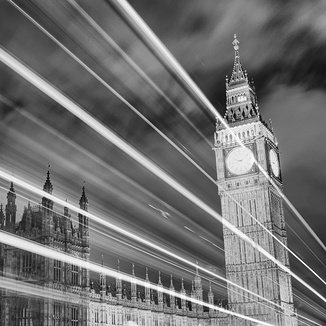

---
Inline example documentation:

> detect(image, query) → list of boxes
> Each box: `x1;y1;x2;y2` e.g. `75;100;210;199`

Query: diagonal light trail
8;0;215;185
8;0;326;292
0;47;325;306
108;0;326;254
2;185;321;326
0;230;274;326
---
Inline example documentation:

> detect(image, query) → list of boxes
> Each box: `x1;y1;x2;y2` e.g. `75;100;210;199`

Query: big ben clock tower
214;35;297;325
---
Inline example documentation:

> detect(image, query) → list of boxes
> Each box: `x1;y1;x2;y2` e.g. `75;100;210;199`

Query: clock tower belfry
213;35;297;325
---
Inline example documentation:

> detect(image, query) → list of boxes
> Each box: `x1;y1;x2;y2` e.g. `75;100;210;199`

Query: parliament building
0;36;297;325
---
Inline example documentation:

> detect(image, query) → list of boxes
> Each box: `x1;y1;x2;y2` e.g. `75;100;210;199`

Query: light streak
221;188;326;287
9;0;326;294
0;185;304;322
0;276;82;303
0;230;274;326
108;0;326;254
66;0;212;148
9;0;216;186
0;48;325;305
148;204;170;218
0;166;299;313
184;226;195;233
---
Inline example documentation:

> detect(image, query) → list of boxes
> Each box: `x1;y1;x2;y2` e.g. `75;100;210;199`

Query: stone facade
213;35;297;326
0;174;90;326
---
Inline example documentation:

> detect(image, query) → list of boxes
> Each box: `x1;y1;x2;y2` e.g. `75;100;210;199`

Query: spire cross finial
232;34;240;51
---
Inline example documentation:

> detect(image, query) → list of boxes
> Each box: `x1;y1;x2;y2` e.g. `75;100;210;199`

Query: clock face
269;149;280;177
226;147;254;175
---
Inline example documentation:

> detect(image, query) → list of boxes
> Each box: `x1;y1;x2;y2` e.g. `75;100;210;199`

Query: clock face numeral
269;149;280;177
226;147;254;175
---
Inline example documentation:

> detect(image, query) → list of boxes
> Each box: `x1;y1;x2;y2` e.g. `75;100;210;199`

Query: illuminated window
54;260;61;282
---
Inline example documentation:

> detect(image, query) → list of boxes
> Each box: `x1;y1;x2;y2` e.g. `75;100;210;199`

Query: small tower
5;182;17;232
131;263;137;304
169;274;175;310
190;281;196;313
194;262;203;313
100;256;106;301
116;259;122;301
0;203;5;228
145;267;151;306
208;281;214;316
180;277;187;312
42;169;54;214
78;185;88;235
157;271;163;310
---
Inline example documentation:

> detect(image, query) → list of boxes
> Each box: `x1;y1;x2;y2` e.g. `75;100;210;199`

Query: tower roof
43;169;53;194
220;34;261;126
9;181;15;193
228;34;248;87
79;185;88;208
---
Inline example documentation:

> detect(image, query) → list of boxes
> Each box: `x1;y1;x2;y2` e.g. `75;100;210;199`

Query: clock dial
269;149;280;177
226;147;254;175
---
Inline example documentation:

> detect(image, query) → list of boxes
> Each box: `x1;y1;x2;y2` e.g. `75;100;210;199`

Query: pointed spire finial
146;267;149;281
181;277;185;290
43;165;53;194
232;34;240;51
196;261;199;275
117;259;120;272
101;255;104;266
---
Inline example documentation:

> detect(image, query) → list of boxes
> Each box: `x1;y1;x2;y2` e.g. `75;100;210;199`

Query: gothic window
112;313;116;325
18;307;32;326
95;310;99;323
71;264;79;285
22;252;35;274
54;304;61;322
54;259;61;282
71;307;78;326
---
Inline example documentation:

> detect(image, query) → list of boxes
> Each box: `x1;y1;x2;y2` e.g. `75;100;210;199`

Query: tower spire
221;34;260;125
6;181;17;231
42;166;54;213
229;34;247;86
43;165;53;194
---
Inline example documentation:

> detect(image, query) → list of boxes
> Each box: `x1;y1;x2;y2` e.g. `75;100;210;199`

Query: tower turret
194;263;203;313
180;277;186;312
42;169;54;213
0;203;5;228
5;182;16;232
169;274;175;309
131;263;137;304
208;281;214;316
157;271;163;309
116;259;122;301
78;185;88;235
145;267;151;306
222;34;259;126
100;256;106;300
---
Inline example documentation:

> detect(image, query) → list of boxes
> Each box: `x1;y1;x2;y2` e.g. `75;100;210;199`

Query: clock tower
213;35;297;325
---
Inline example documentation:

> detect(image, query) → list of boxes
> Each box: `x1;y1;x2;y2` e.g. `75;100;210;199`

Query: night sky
0;0;325;323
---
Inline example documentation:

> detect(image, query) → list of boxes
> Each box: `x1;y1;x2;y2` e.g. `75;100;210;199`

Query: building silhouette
0;35;298;325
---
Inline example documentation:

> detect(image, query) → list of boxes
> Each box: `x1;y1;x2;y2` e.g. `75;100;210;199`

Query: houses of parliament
0;36;298;325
